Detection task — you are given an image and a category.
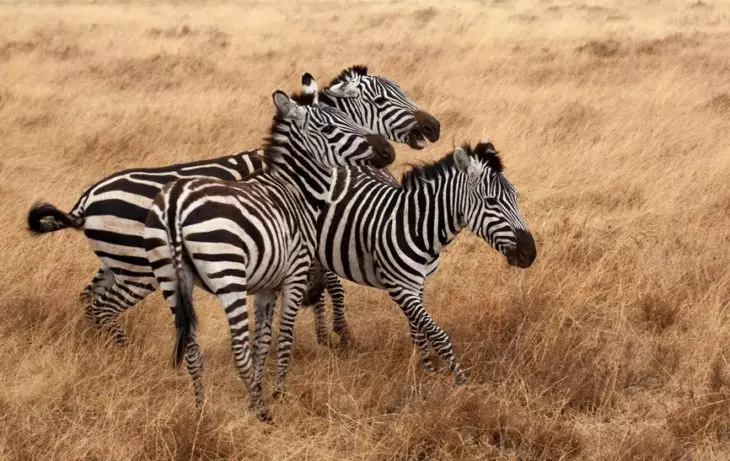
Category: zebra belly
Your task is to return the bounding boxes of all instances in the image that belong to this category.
[317,214,385,289]
[84,214,152,274]
[324,253,385,289]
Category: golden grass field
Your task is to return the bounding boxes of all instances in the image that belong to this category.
[2,0,730,459]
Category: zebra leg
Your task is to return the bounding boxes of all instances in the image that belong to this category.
[252,291,276,400]
[412,292,437,371]
[157,275,206,408]
[218,290,268,420]
[302,261,330,346]
[326,271,351,346]
[80,265,115,323]
[410,323,437,372]
[387,286,465,383]
[92,280,154,347]
[185,331,205,409]
[311,293,330,346]
[272,277,307,399]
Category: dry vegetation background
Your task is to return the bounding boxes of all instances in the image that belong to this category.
[1,0,730,459]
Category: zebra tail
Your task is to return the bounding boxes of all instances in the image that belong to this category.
[27,202,84,234]
[170,209,197,369]
[172,270,196,368]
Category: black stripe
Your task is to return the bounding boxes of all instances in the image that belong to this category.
[85,199,149,223]
[85,229,143,248]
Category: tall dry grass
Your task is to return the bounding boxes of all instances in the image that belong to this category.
[1,0,729,459]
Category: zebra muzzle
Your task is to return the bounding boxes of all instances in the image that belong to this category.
[506,229,537,268]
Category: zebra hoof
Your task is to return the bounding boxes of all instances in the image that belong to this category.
[272,387,286,401]
[255,407,273,424]
[454,373,468,386]
[420,358,438,372]
[335,330,352,348]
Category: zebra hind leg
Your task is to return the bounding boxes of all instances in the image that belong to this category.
[217,287,270,422]
[92,280,153,347]
[80,266,114,323]
[185,329,205,409]
[325,271,352,347]
[165,271,206,410]
[272,277,307,400]
[252,291,276,404]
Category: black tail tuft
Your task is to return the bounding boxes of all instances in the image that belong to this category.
[27,202,82,234]
[172,267,197,368]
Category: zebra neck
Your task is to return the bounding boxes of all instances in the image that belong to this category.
[404,169,466,256]
[267,145,331,211]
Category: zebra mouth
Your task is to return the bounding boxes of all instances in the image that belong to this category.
[506,230,537,268]
[507,254,532,269]
[408,130,428,150]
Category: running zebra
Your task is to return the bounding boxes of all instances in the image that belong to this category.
[26,66,439,346]
[298,141,537,384]
[143,89,394,419]
[306,65,440,346]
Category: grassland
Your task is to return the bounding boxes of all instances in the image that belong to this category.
[1,0,730,459]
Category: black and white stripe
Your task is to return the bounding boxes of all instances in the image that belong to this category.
[308,141,537,383]
[26,66,440,347]
[143,90,394,419]
[320,66,439,150]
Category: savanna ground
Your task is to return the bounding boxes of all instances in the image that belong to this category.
[1,0,730,459]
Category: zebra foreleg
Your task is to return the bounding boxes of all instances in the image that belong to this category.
[388,287,466,384]
[325,271,352,347]
[303,262,331,346]
[311,294,331,346]
[410,322,437,372]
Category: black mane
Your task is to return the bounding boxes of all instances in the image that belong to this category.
[470,141,503,173]
[400,142,504,189]
[288,91,316,106]
[328,65,368,86]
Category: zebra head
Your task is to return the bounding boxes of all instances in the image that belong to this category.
[271,89,395,170]
[314,65,440,150]
[454,141,536,268]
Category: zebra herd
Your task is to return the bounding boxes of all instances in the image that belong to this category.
[27,65,536,421]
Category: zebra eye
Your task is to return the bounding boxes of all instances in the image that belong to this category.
[374,96,388,105]
[321,124,336,134]
[485,197,498,206]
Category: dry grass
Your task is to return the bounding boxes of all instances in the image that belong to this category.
[2,0,730,459]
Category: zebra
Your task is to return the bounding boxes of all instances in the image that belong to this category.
[143,89,395,419]
[305,65,440,346]
[26,66,439,347]
[295,140,537,384]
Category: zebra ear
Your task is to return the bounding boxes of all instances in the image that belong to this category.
[454,147,480,181]
[326,79,360,98]
[301,73,319,104]
[272,90,305,121]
